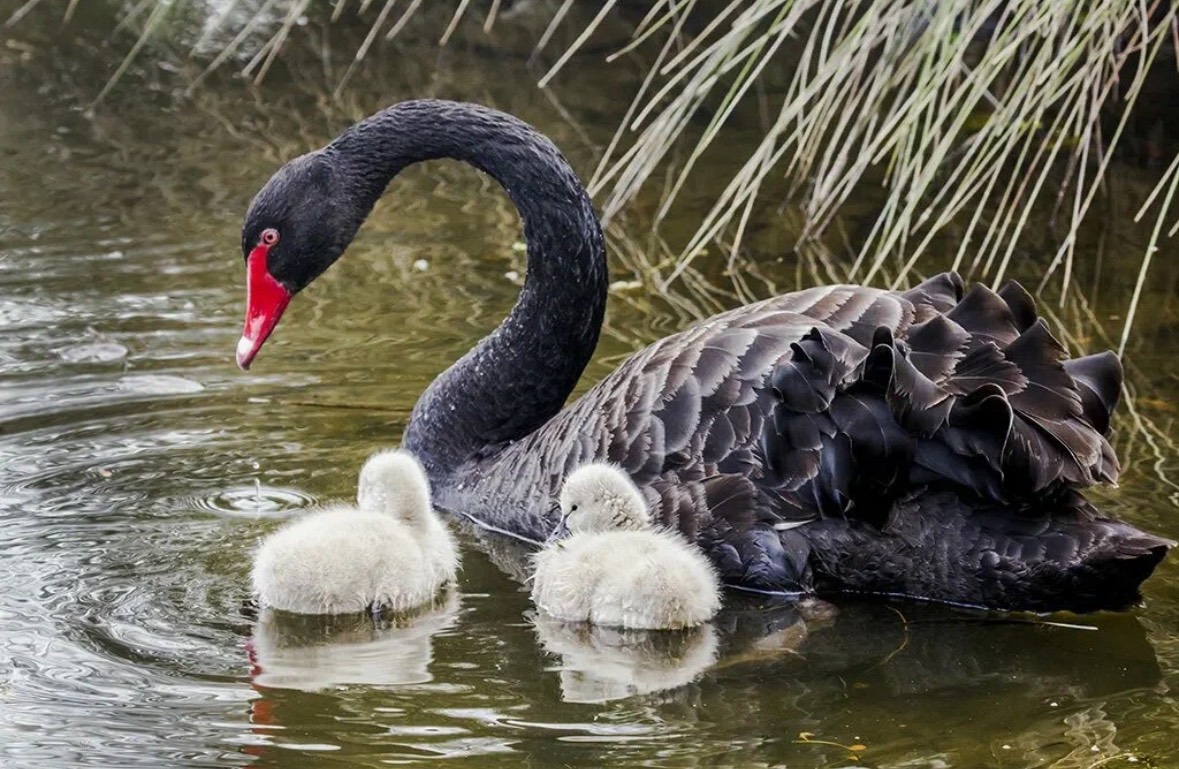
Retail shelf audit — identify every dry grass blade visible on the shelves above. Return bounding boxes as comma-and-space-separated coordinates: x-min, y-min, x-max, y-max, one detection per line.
90, 0, 177, 110
590, 0, 700, 213
336, 0, 399, 96
188, 0, 245, 56
384, 0, 423, 41
483, 0, 501, 33
4, 0, 47, 28
246, 0, 313, 84
186, 0, 280, 94
1121, 150, 1179, 356
439, 0, 473, 46
531, 0, 577, 63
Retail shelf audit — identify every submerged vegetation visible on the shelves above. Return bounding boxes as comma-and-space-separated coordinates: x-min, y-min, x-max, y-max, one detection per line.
3, 0, 1177, 348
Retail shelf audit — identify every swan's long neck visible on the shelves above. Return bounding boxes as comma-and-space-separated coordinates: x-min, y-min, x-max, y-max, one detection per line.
329, 101, 607, 476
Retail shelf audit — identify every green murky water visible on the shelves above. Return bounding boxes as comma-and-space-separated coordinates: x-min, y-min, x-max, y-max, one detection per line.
1, 4, 1178, 767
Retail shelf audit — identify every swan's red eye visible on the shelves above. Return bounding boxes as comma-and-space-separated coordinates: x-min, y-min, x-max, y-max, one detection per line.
259, 228, 279, 247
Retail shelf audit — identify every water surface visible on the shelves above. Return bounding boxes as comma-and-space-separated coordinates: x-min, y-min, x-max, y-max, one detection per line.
1, 6, 1178, 768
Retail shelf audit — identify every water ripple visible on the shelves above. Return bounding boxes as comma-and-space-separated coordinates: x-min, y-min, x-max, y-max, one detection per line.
189, 485, 318, 519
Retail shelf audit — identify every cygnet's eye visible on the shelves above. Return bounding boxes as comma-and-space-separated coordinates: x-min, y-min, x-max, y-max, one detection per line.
570, 504, 579, 512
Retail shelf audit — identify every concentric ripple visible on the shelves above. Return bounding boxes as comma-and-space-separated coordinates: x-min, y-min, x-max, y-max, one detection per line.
189, 484, 319, 519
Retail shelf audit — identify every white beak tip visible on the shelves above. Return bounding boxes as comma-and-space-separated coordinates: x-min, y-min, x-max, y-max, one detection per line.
236, 335, 255, 370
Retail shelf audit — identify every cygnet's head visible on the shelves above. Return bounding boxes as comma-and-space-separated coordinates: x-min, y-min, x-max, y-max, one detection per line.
356, 449, 431, 522
558, 464, 650, 535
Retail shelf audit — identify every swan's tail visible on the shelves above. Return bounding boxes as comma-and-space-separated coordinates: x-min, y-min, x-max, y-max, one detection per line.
786, 488, 1171, 612
759, 272, 1170, 608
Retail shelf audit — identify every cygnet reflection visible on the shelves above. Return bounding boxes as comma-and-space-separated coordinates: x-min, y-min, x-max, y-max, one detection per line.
532, 613, 719, 704
249, 591, 460, 692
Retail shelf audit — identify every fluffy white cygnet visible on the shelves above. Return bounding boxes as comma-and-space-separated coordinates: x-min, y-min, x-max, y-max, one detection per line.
251, 449, 459, 614
531, 463, 721, 630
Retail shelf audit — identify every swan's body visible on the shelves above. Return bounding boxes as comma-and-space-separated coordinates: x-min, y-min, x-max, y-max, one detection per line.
251, 449, 458, 614
531, 464, 721, 629
237, 99, 1170, 612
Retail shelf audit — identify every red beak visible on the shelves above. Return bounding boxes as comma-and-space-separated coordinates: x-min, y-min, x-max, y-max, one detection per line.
237, 246, 293, 370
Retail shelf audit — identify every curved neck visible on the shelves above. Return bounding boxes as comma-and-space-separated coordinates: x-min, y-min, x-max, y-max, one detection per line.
327, 101, 607, 475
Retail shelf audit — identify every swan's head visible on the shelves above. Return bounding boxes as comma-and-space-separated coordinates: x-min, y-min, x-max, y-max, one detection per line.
357, 449, 433, 523
557, 464, 650, 536
237, 151, 368, 370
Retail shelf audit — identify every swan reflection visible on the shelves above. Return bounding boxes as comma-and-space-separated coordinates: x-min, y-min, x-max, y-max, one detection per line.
248, 591, 460, 692
532, 613, 719, 703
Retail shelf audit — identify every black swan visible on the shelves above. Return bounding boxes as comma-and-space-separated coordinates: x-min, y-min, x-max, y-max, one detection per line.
236, 99, 1170, 612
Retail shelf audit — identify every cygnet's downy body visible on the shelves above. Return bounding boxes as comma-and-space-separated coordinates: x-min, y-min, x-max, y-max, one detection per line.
531, 463, 721, 630
252, 449, 459, 614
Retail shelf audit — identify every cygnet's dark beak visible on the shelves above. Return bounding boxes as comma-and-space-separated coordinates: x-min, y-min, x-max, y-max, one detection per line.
544, 504, 569, 545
